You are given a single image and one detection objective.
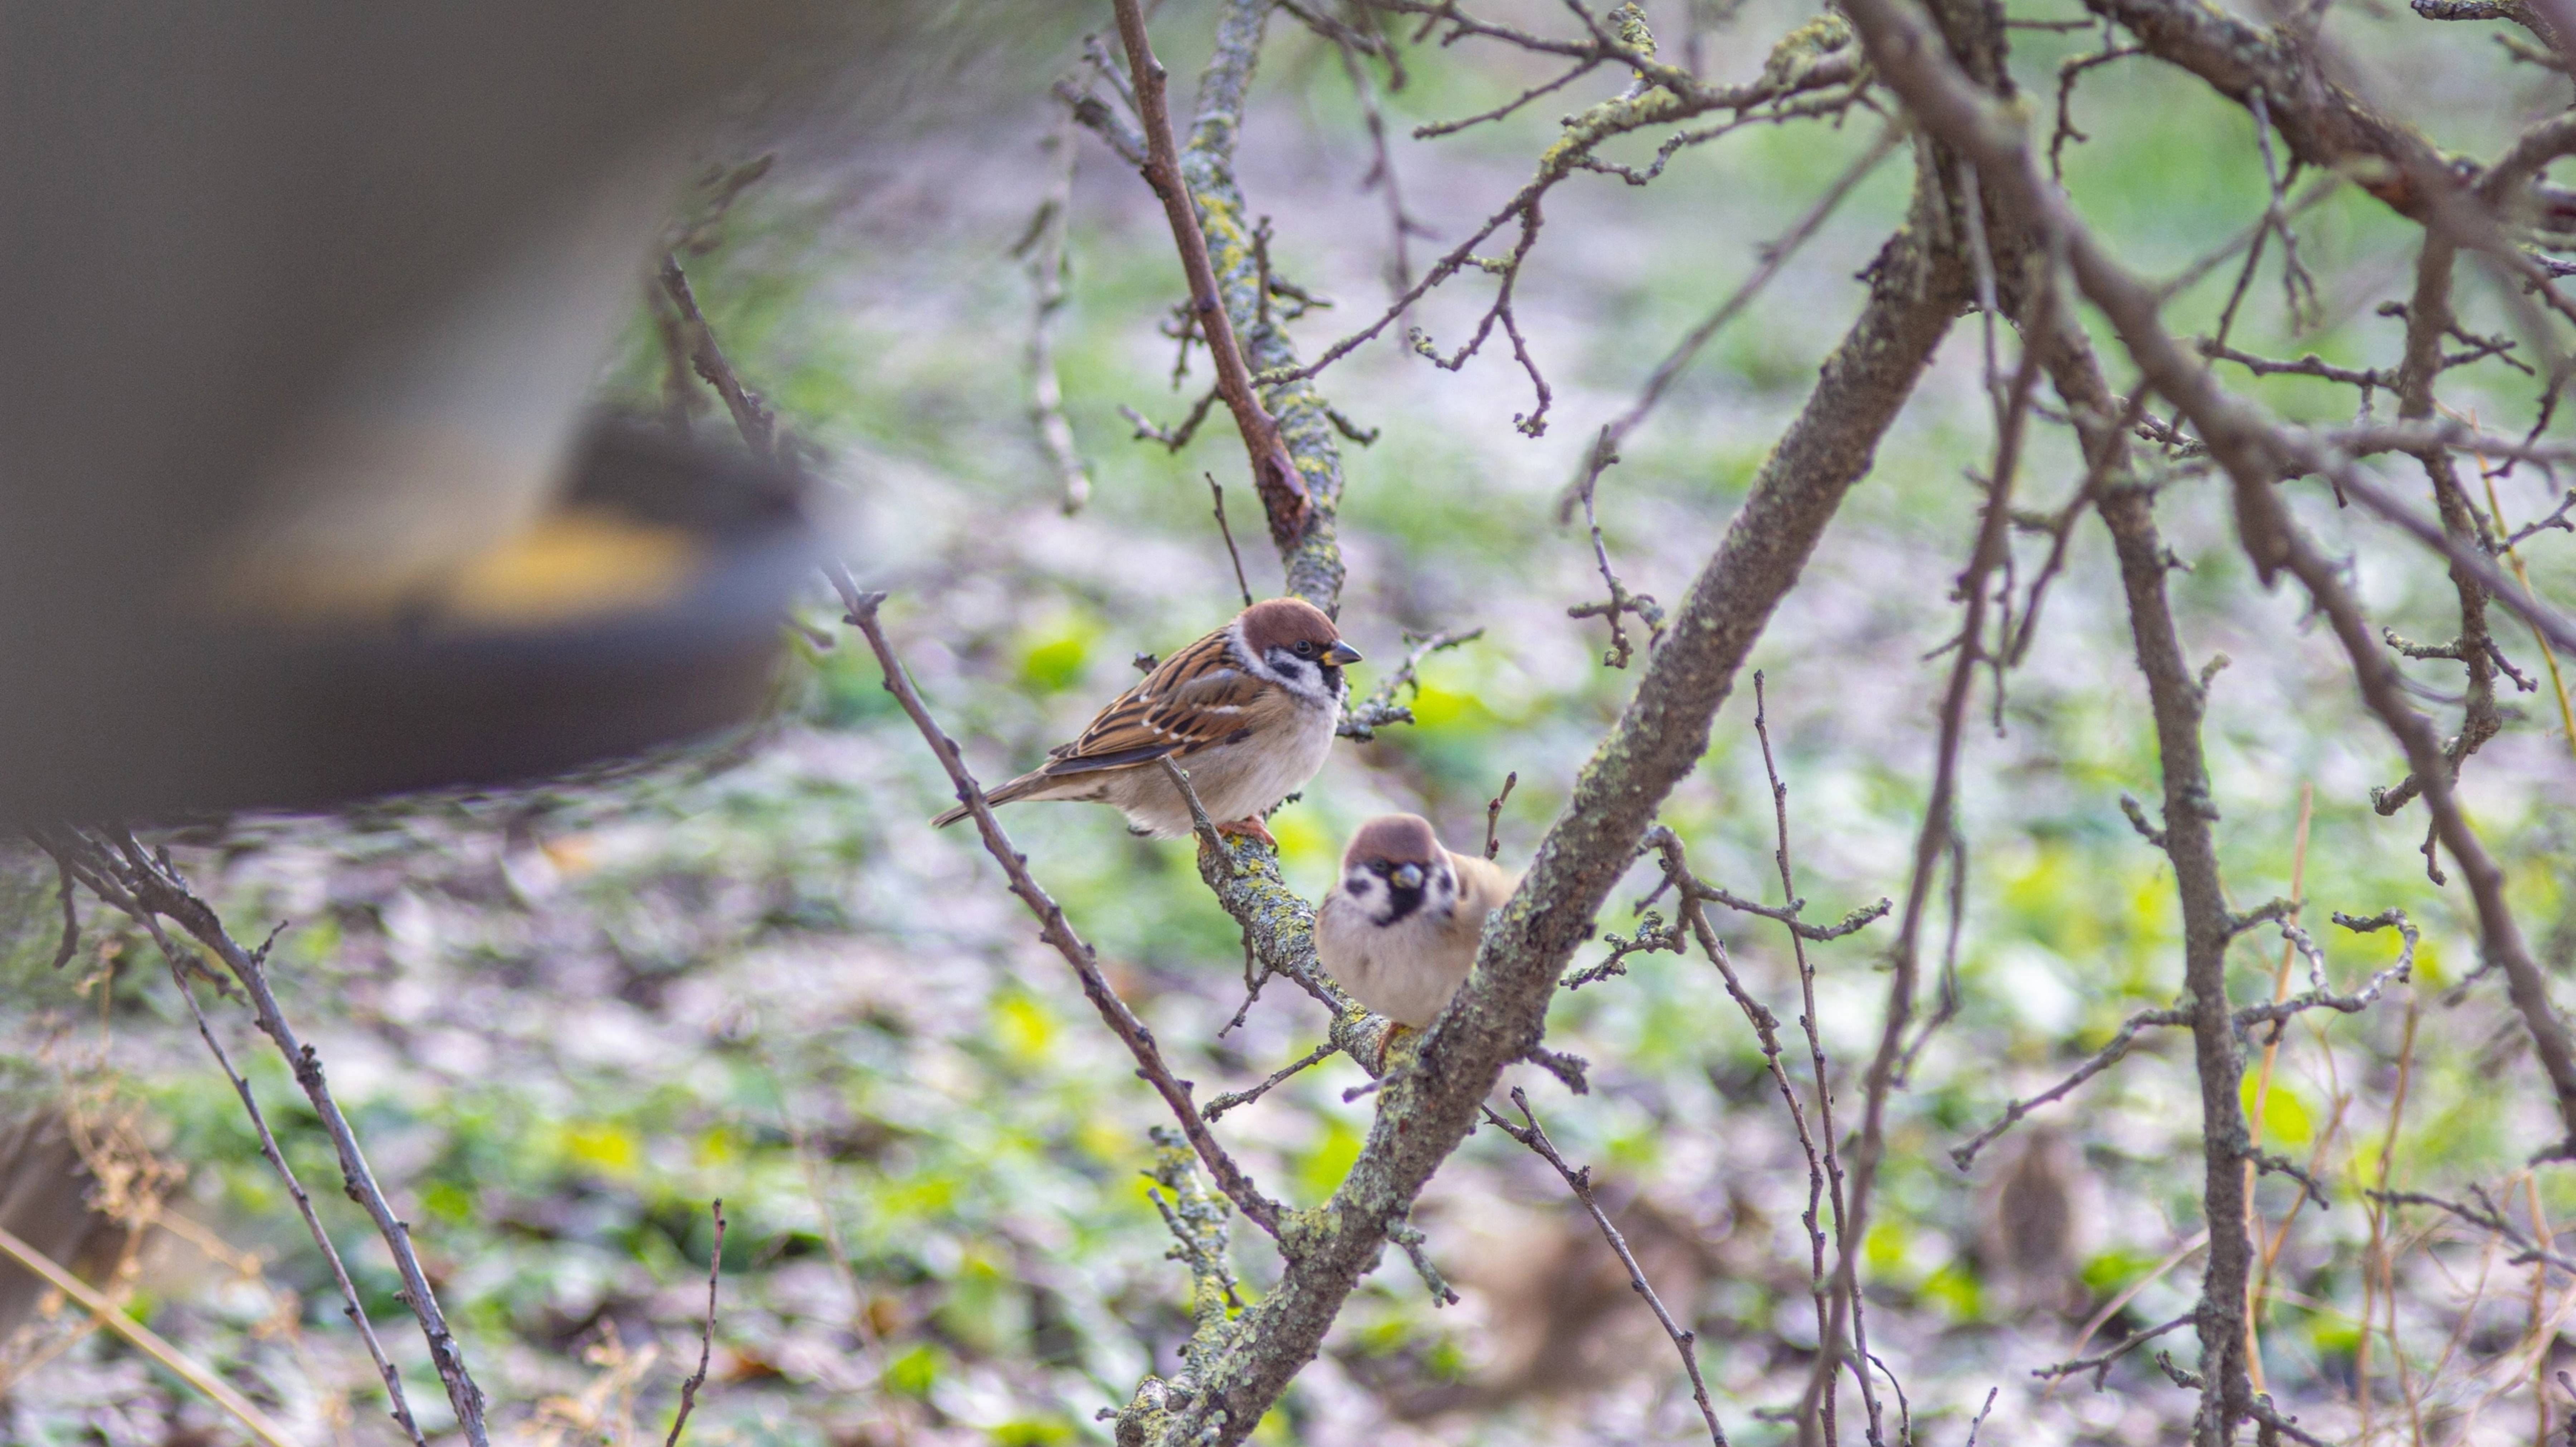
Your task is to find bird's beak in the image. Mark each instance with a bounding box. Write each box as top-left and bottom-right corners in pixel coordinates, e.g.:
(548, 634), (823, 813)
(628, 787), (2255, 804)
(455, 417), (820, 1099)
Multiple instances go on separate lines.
(1324, 640), (1363, 666)
(1393, 862), (1424, 890)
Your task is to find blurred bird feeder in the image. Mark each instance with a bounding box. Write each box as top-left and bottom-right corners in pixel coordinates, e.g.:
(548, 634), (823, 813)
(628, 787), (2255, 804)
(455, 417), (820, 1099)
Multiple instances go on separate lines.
(0, 3), (919, 816)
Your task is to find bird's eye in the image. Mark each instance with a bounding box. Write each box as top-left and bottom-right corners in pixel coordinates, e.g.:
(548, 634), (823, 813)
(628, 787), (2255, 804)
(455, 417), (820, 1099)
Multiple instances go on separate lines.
(1293, 640), (1316, 658)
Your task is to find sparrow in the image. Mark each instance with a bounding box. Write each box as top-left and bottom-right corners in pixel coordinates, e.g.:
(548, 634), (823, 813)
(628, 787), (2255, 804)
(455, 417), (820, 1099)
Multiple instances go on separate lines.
(1314, 813), (1521, 1027)
(932, 597), (1360, 844)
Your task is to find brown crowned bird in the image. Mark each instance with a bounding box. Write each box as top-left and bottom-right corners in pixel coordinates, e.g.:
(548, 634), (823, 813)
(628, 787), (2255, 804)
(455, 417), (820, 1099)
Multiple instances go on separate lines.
(933, 598), (1359, 845)
(1315, 813), (1519, 1027)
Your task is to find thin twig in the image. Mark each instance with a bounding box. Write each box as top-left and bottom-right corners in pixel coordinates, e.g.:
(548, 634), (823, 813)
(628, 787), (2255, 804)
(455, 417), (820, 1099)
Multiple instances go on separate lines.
(0, 1222), (297, 1447)
(1752, 670), (1862, 1447)
(1335, 37), (1421, 306)
(1558, 121), (1904, 519)
(662, 1199), (727, 1447)
(1203, 1042), (1337, 1121)
(659, 257), (777, 463)
(2036, 1312), (2199, 1389)
(837, 588), (1283, 1238)
(1341, 627), (1485, 739)
(1809, 242), (2049, 1444)
(1021, 114), (1096, 513)
(157, 939), (428, 1446)
(1208, 473), (1256, 608)
(39, 827), (490, 1445)
(1952, 1000), (2193, 1170)
(1965, 1387), (2001, 1445)
(1384, 1214), (1459, 1307)
(1488, 1088), (1729, 1446)
(1485, 772), (1517, 860)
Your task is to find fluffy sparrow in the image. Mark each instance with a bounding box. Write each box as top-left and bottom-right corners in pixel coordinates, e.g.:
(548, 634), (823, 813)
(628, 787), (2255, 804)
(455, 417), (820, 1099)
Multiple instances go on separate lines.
(1314, 813), (1520, 1027)
(932, 597), (1360, 844)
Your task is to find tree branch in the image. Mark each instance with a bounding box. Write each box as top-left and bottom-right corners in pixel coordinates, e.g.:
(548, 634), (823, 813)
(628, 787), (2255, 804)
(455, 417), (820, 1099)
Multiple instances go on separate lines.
(1132, 157), (1970, 1447)
(1112, 0), (1312, 547)
(837, 590), (1285, 1238)
(1486, 1087), (1729, 1446)
(33, 826), (489, 1445)
(1828, 6), (2576, 1438)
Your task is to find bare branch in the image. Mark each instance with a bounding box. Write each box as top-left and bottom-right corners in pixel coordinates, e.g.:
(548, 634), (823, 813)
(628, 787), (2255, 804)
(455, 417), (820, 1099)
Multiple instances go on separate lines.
(1809, 205), (2048, 1439)
(1823, 3), (2576, 1433)
(838, 591), (1284, 1238)
(1558, 121), (1903, 666)
(37, 827), (486, 1442)
(1202, 1042), (1336, 1121)
(1951, 999), (2192, 1170)
(659, 256), (777, 463)
(2036, 1311), (2197, 1388)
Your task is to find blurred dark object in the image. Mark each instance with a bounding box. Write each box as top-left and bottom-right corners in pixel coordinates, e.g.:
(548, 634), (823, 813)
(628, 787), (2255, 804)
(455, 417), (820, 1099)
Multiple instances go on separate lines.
(0, 1110), (131, 1342)
(1377, 1189), (1712, 1418)
(0, 4), (937, 816)
(5, 421), (818, 816)
(1975, 1123), (2102, 1318)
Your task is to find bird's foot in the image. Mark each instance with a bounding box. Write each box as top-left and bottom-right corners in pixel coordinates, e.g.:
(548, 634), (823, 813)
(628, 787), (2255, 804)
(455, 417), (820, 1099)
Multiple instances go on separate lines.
(1214, 817), (1278, 850)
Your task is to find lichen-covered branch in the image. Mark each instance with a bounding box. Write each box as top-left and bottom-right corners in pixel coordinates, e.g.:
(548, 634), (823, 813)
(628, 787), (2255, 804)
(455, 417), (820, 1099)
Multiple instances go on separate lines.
(1112, 0), (1312, 549)
(1177, 0), (1349, 606)
(1128, 164), (1968, 1446)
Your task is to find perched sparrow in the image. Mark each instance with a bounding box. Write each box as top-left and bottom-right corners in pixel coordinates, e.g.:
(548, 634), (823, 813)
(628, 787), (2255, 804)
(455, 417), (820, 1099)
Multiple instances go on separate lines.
(932, 597), (1360, 843)
(1315, 813), (1520, 1027)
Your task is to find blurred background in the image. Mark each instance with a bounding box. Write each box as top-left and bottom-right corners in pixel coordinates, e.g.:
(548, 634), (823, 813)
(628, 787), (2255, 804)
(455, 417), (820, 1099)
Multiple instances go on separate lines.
(1, 0), (2571, 1442)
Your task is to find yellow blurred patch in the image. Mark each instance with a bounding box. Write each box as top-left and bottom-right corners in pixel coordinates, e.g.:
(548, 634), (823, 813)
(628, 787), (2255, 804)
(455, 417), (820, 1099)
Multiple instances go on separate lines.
(1268, 807), (1332, 875)
(693, 1126), (743, 1169)
(992, 992), (1056, 1067)
(2244, 1075), (2314, 1150)
(1863, 1219), (1909, 1277)
(1075, 1116), (1132, 1165)
(440, 508), (699, 626)
(560, 1121), (641, 1179)
(1296, 1116), (1363, 1202)
(1405, 683), (1480, 730)
(1016, 616), (1099, 693)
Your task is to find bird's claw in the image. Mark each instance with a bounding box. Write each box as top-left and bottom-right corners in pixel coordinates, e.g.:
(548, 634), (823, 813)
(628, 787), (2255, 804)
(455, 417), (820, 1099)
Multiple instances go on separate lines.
(1215, 817), (1279, 850)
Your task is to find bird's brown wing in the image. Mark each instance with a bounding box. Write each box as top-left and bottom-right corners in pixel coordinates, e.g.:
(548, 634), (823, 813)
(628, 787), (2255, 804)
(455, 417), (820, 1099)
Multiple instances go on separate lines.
(1038, 627), (1259, 776)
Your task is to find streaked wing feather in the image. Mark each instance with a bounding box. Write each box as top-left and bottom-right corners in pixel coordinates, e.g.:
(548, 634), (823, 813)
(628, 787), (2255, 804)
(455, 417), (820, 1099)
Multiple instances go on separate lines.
(1040, 626), (1250, 774)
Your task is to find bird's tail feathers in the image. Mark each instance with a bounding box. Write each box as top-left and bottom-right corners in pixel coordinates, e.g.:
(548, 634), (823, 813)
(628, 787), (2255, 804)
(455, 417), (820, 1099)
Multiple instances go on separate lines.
(929, 770), (1047, 828)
